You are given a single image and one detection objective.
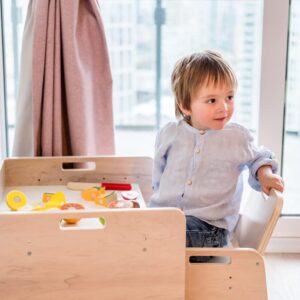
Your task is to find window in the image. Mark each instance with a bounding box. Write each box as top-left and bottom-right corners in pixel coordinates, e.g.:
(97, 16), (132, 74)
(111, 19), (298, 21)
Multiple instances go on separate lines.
(2, 0), (263, 157)
(0, 1), (6, 160)
(1, 0), (29, 155)
(100, 0), (263, 156)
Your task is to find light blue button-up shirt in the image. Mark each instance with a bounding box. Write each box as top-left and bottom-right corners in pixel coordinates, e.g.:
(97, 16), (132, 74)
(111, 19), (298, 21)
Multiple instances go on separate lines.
(149, 120), (278, 232)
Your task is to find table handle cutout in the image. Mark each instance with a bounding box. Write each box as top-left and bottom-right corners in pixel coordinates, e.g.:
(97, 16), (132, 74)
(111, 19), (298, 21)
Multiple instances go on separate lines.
(61, 161), (96, 171)
(59, 217), (106, 231)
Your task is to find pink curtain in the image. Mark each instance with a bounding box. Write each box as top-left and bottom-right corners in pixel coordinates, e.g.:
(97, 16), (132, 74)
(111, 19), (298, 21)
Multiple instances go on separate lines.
(14, 0), (115, 156)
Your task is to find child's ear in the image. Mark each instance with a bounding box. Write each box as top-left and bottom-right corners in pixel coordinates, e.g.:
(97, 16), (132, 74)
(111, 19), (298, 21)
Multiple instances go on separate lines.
(178, 102), (191, 116)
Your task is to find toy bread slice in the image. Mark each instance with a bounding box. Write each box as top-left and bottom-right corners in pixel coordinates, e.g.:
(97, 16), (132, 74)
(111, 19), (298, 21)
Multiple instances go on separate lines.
(67, 182), (98, 191)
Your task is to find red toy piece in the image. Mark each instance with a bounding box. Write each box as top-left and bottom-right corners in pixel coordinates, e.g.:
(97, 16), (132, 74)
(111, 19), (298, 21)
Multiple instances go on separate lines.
(101, 183), (132, 191)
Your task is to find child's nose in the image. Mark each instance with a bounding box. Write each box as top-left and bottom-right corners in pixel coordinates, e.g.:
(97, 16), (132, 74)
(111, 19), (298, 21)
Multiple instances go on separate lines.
(218, 100), (228, 112)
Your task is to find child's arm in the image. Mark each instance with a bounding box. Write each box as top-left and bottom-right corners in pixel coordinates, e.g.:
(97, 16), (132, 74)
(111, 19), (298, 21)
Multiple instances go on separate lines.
(256, 165), (284, 195)
(241, 125), (280, 192)
(152, 131), (165, 193)
(151, 123), (177, 193)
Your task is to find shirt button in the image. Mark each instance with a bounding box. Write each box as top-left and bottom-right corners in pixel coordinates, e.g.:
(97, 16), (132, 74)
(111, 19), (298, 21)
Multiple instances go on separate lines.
(195, 148), (200, 154)
(187, 179), (192, 185)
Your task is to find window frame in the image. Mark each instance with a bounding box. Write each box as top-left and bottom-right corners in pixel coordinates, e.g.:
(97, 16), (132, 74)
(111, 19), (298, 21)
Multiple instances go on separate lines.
(0, 0), (7, 160)
(260, 0), (300, 252)
(259, 0), (288, 171)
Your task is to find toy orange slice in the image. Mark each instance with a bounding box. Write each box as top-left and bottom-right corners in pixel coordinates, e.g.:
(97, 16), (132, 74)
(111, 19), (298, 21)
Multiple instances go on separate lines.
(81, 187), (105, 201)
(94, 191), (117, 207)
(60, 203), (85, 224)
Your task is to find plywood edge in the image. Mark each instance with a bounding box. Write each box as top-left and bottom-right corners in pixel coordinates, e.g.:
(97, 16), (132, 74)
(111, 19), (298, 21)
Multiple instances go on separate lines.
(257, 189), (284, 254)
(3, 156), (153, 190)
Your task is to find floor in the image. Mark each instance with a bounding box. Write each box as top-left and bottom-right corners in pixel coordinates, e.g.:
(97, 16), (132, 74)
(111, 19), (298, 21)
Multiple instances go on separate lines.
(264, 253), (300, 300)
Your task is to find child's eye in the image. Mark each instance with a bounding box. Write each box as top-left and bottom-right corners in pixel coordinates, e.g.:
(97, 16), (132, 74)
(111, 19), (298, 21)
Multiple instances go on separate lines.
(227, 95), (234, 101)
(207, 98), (216, 104)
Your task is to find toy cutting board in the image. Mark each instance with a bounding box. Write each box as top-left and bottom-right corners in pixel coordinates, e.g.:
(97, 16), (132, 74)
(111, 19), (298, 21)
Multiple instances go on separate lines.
(0, 208), (185, 300)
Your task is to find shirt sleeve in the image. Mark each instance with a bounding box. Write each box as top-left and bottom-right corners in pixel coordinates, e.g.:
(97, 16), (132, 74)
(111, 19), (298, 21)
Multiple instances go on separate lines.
(244, 129), (278, 191)
(152, 129), (167, 193)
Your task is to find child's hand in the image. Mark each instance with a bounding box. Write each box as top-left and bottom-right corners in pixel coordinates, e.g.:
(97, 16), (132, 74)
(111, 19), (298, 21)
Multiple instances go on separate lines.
(257, 165), (284, 195)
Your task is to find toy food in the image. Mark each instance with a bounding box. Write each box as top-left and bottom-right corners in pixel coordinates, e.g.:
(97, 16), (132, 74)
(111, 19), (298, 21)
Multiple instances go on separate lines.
(94, 191), (117, 207)
(42, 193), (54, 203)
(48, 192), (66, 206)
(81, 187), (105, 201)
(108, 200), (140, 209)
(131, 200), (140, 208)
(32, 192), (66, 211)
(101, 183), (132, 191)
(67, 181), (132, 191)
(6, 190), (27, 211)
(81, 187), (117, 207)
(60, 203), (85, 224)
(121, 191), (139, 200)
(108, 200), (133, 209)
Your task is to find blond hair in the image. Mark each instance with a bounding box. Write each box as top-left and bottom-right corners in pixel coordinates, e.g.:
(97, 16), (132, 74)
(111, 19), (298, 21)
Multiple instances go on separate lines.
(171, 50), (237, 119)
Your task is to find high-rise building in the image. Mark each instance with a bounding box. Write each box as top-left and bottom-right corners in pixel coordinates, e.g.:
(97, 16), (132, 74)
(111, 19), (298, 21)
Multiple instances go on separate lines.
(102, 1), (263, 131)
(100, 0), (138, 126)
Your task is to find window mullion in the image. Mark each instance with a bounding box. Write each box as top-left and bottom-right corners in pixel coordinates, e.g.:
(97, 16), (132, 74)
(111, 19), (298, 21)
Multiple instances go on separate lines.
(259, 0), (289, 173)
(0, 0), (8, 160)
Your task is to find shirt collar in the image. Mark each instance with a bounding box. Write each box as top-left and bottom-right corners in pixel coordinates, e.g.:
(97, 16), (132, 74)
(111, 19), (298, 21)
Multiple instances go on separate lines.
(180, 119), (212, 136)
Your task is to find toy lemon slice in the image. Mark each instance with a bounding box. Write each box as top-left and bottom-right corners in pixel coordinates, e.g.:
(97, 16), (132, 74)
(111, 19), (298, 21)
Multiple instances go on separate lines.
(6, 190), (28, 211)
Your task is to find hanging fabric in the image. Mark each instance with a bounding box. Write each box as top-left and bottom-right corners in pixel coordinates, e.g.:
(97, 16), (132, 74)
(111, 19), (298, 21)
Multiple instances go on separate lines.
(13, 0), (115, 156)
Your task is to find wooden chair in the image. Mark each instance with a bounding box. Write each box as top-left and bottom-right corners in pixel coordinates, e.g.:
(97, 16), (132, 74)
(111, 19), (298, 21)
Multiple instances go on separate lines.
(233, 189), (283, 254)
(185, 188), (283, 300)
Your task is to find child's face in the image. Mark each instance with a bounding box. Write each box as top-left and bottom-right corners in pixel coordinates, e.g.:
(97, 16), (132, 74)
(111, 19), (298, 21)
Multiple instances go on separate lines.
(180, 82), (235, 131)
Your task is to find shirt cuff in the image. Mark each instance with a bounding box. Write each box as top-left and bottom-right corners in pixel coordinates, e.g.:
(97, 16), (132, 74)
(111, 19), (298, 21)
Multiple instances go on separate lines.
(248, 158), (278, 191)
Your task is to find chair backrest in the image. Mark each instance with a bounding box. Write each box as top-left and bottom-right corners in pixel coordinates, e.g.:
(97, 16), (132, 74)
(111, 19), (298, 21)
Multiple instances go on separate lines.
(234, 188), (283, 254)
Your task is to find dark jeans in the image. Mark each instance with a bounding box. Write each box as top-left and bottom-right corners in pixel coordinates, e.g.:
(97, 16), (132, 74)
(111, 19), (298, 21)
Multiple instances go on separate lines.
(186, 215), (228, 262)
